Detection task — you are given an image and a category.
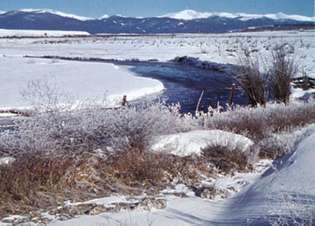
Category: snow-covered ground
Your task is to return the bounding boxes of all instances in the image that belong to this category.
[0,56,163,109]
[0,29,89,37]
[0,30,313,76]
[0,29,314,108]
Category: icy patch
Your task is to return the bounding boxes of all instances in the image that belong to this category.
[151,130,253,157]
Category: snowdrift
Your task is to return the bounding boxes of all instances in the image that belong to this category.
[151,130,254,157]
[218,124,315,224]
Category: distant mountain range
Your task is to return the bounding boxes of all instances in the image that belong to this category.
[0,9,314,34]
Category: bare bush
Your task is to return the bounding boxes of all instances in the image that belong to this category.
[236,49,268,107]
[270,45,298,104]
[20,78,73,113]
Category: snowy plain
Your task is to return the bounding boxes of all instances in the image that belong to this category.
[0,29,314,76]
[0,29,314,109]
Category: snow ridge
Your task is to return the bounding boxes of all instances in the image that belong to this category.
[8,9,93,21]
[161,9,315,22]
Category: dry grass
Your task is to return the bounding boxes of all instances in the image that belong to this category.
[0,152,73,216]
[0,148,209,218]
[201,145,251,173]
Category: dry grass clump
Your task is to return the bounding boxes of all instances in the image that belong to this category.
[0,152,74,216]
[0,147,209,218]
[0,151,120,217]
[109,148,170,187]
[201,145,251,173]
[108,148,210,190]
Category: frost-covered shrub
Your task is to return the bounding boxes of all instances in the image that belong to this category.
[201,102,315,140]
[73,103,197,151]
[0,102,197,154]
[257,133,300,160]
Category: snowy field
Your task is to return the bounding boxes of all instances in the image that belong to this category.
[0,29,314,109]
[0,30,314,76]
[0,29,89,37]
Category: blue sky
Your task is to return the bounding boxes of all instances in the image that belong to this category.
[0,0,314,17]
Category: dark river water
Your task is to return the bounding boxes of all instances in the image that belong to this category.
[127,62,249,113]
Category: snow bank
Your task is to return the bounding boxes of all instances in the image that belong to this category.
[151,130,253,157]
[0,29,90,37]
[0,157,15,166]
[0,57,164,109]
[291,87,315,100]
[216,124,315,223]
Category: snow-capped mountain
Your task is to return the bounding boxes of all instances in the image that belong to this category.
[161,10,315,22]
[0,9,314,34]
[15,9,93,21]
[161,10,214,20]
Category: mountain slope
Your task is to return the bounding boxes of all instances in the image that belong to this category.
[0,9,314,34]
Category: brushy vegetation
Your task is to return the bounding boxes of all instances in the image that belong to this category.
[0,77,314,219]
[236,44,299,106]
